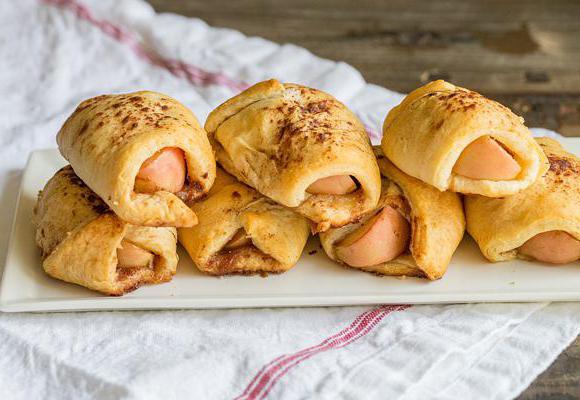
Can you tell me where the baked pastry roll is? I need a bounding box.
[382,80,548,197]
[57,91,215,227]
[205,79,381,233]
[465,137,579,264]
[320,148,465,280]
[178,168,310,275]
[33,166,178,295]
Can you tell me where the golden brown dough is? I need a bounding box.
[382,80,548,197]
[320,147,465,280]
[33,166,178,295]
[57,91,215,227]
[465,137,580,263]
[205,79,381,233]
[178,168,310,275]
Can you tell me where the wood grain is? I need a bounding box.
[523,336,580,400]
[146,0,580,136]
[146,1,579,398]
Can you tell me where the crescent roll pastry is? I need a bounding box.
[382,80,548,197]
[178,168,310,275]
[204,79,381,233]
[33,166,178,295]
[465,138,580,264]
[57,91,216,227]
[320,148,465,280]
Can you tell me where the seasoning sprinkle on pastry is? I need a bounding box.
[465,137,580,265]
[57,91,216,227]
[320,148,465,280]
[382,80,548,197]
[178,168,310,275]
[205,79,381,233]
[33,166,178,295]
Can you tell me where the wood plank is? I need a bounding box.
[146,0,580,135]
[518,336,580,400]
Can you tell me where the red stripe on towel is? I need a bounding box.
[41,0,382,140]
[236,305,410,400]
[234,307,380,400]
[41,0,248,91]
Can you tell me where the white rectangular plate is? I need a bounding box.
[1,141,579,312]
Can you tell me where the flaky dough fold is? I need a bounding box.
[33,166,178,295]
[320,148,465,280]
[178,168,310,275]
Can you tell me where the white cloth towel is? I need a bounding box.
[0,1,578,399]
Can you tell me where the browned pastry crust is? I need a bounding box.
[204,79,381,233]
[178,168,310,275]
[382,80,548,197]
[57,91,215,227]
[465,137,580,262]
[33,166,178,295]
[320,147,465,280]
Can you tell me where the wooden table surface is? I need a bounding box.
[147,1,579,398]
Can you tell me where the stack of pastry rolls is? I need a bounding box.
[186,78,578,282]
[320,79,578,278]
[465,138,579,264]
[202,79,466,279]
[34,79,578,296]
[34,91,216,295]
[179,79,380,274]
[35,86,318,293]
[204,79,382,233]
[378,80,578,267]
